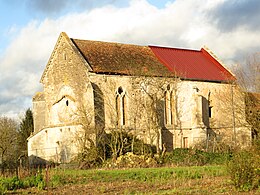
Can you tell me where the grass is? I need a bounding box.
[49,165,226,185]
[4,166,260,194]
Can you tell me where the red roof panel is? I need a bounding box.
[149,46,236,82]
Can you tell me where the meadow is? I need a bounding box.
[1,165,259,194]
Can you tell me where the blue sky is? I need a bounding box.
[0,0,260,118]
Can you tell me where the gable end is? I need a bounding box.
[40,32,93,84]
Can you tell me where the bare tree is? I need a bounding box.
[232,53,260,140]
[74,80,129,163]
[101,80,130,160]
[234,53,260,93]
[0,117,18,172]
[71,82,108,166]
[131,76,181,154]
[75,73,181,160]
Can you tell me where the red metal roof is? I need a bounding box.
[149,46,236,82]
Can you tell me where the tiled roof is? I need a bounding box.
[149,46,236,82]
[71,39,172,77]
[71,38,235,82]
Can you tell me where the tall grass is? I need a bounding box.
[48,165,227,187]
[0,173,45,194]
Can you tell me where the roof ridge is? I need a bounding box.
[71,38,148,48]
[149,45,200,52]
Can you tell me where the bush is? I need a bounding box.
[105,152,157,168]
[160,148,230,166]
[106,132,156,157]
[227,150,259,191]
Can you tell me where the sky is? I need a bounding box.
[0,0,260,119]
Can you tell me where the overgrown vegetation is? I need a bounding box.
[160,148,231,166]
[0,109,34,174]
[3,164,260,194]
[0,117,19,174]
[0,172,45,194]
[1,166,227,194]
[227,140,260,191]
[1,138,260,194]
[62,128,260,193]
[76,131,157,169]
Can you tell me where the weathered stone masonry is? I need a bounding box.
[28,32,251,163]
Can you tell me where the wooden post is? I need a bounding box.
[46,165,49,195]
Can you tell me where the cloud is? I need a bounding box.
[25,0,127,16]
[1,0,260,118]
[26,0,69,15]
[209,0,260,32]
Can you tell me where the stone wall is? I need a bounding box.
[28,33,251,163]
[28,125,80,164]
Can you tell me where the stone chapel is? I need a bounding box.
[28,32,251,163]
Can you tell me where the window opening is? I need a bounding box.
[209,106,213,118]
[208,92,212,118]
[63,53,67,60]
[116,87,126,126]
[118,86,123,94]
[183,137,188,148]
[122,95,126,125]
[165,89,173,125]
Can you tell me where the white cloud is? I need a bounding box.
[1,0,260,117]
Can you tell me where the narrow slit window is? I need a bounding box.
[63,53,67,60]
[209,106,212,118]
[183,137,188,148]
[165,87,172,125]
[116,87,126,126]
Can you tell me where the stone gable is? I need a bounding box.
[28,32,251,164]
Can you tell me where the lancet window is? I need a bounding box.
[165,85,173,125]
[116,87,126,126]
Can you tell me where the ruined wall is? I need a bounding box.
[29,34,251,163]
[89,74,251,149]
[32,92,46,133]
[171,80,251,148]
[29,34,96,163]
[28,125,80,164]
[41,35,92,127]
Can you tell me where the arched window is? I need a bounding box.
[165,85,173,125]
[116,87,126,126]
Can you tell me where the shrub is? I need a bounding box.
[160,148,230,166]
[227,150,259,191]
[103,152,157,168]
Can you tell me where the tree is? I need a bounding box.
[18,108,34,153]
[245,93,260,140]
[131,76,181,154]
[73,83,108,166]
[233,53,260,140]
[234,53,260,93]
[0,117,18,171]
